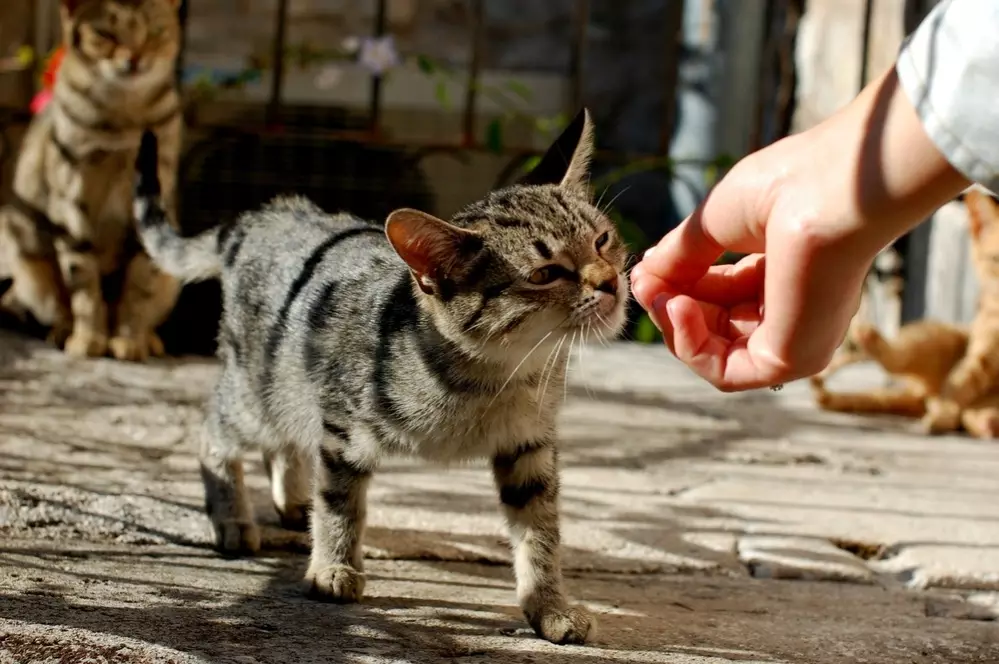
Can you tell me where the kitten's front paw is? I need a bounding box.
[64,331,108,358]
[109,333,165,362]
[529,605,596,645]
[213,519,261,556]
[304,564,365,603]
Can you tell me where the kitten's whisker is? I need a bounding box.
[486,315,571,411]
[563,330,577,405]
[537,333,568,419]
[537,332,565,404]
[600,186,631,216]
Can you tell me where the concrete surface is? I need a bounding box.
[2,330,999,663]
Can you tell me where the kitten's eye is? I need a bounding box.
[528,264,571,285]
[595,231,610,251]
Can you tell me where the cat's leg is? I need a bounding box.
[961,405,999,439]
[54,240,108,357]
[0,209,72,344]
[2,253,72,345]
[814,384,927,417]
[924,348,997,434]
[200,395,260,555]
[304,445,371,603]
[109,251,180,362]
[492,441,595,645]
[262,446,313,531]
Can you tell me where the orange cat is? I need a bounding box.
[811,189,999,439]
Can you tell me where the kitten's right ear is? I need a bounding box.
[518,108,595,199]
[965,188,999,238]
[385,209,483,296]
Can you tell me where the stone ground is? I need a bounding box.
[1,329,998,663]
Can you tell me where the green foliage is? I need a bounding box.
[485,119,504,154]
[633,313,662,344]
[416,54,436,74]
[434,80,450,109]
[505,80,532,101]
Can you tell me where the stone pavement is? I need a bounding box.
[1,330,998,663]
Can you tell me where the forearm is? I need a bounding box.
[803,65,969,261]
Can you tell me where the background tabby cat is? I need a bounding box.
[0,0,183,361]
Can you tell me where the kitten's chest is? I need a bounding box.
[395,387,554,462]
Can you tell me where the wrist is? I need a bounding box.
[800,66,969,258]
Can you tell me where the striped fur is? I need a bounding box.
[134,110,628,645]
[812,189,999,439]
[0,0,183,361]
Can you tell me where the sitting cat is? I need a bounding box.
[0,0,183,361]
[132,110,628,645]
[812,189,999,439]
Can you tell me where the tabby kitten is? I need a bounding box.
[133,110,628,645]
[812,189,999,439]
[0,0,183,361]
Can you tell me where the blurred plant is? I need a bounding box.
[0,45,35,74]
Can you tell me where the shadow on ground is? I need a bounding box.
[2,330,999,663]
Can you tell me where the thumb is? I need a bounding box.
[641,167,768,287]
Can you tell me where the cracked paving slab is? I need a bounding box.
[2,331,999,662]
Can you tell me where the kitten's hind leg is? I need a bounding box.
[263,446,313,531]
[200,407,260,556]
[110,251,180,362]
[305,444,371,603]
[492,442,595,645]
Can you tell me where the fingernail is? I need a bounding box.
[650,293,671,331]
[644,246,657,260]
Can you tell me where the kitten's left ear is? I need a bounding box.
[519,107,595,199]
[385,209,483,296]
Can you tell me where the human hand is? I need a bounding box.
[630,67,968,391]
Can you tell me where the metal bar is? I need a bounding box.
[462,0,485,146]
[175,0,189,84]
[368,0,388,133]
[265,0,289,126]
[748,0,779,151]
[568,0,590,113]
[858,0,874,93]
[659,0,686,155]
[183,121,702,163]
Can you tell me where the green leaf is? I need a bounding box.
[434,80,450,109]
[505,79,532,101]
[520,155,542,175]
[485,118,503,154]
[633,314,662,344]
[417,54,435,74]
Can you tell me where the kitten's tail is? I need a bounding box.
[134,130,222,282]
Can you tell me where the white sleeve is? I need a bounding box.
[896,0,999,194]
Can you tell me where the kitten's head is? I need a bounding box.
[386,109,629,359]
[60,0,181,83]
[965,188,999,283]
